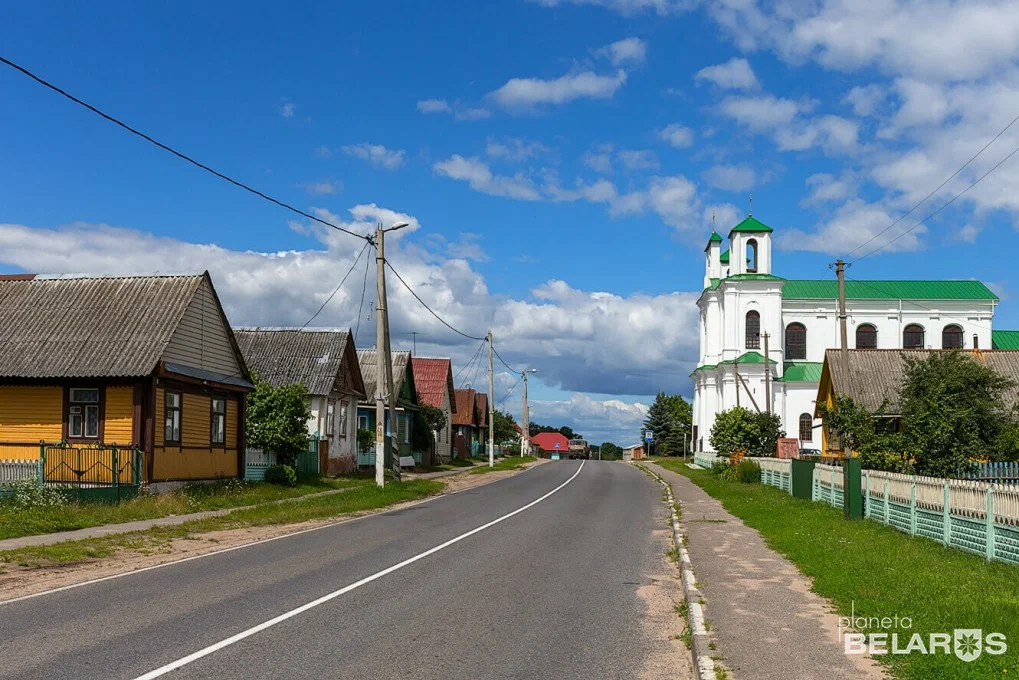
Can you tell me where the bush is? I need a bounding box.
[3,479,68,509]
[738,458,761,484]
[710,460,729,476]
[264,464,297,487]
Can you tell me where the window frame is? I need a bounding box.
[339,400,348,438]
[746,238,758,273]
[942,324,964,350]
[745,310,761,350]
[903,324,925,350]
[210,395,227,447]
[799,413,813,442]
[358,413,369,432]
[65,386,102,442]
[785,322,807,361]
[325,399,336,437]
[164,389,183,446]
[855,323,877,349]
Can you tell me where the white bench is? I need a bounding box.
[399,456,417,469]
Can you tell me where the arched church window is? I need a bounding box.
[785,323,806,360]
[942,325,964,349]
[799,413,813,442]
[745,311,760,349]
[903,324,925,349]
[747,239,758,273]
[856,324,877,349]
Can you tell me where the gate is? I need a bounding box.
[42,443,143,502]
[293,434,321,477]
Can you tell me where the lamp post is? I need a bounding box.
[374,221,409,488]
[521,368,536,457]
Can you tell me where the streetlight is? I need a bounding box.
[521,368,536,457]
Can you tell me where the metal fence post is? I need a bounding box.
[986,485,995,562]
[112,447,119,501]
[910,481,917,536]
[943,481,951,547]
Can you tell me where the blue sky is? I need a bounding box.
[3,0,1019,444]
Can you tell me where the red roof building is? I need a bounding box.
[411,357,457,461]
[531,432,570,454]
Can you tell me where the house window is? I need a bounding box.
[211,397,226,446]
[856,324,877,349]
[799,413,813,442]
[974,335,980,350]
[746,238,758,273]
[339,400,348,438]
[403,413,410,444]
[358,414,369,432]
[745,311,761,349]
[785,323,807,360]
[942,324,964,349]
[903,324,925,349]
[326,399,335,436]
[165,391,182,444]
[68,388,100,439]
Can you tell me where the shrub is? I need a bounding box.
[3,479,68,509]
[738,458,761,484]
[264,464,297,487]
[710,460,729,476]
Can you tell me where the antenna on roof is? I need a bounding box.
[712,210,715,230]
[749,193,753,217]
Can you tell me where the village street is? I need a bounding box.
[0,461,691,680]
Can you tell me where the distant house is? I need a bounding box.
[622,444,645,461]
[356,349,419,464]
[0,273,252,483]
[412,358,457,461]
[452,388,480,458]
[235,328,365,474]
[476,392,490,450]
[531,432,570,457]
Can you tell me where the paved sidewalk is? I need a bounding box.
[0,486,353,552]
[650,462,885,680]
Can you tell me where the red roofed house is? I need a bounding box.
[411,357,457,462]
[452,388,479,459]
[531,432,570,458]
[475,392,489,452]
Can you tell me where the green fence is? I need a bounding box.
[294,434,321,477]
[41,443,143,502]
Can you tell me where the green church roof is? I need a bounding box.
[775,362,823,382]
[718,351,776,365]
[781,280,998,301]
[993,330,1019,350]
[728,216,773,236]
[704,231,723,251]
[719,249,730,264]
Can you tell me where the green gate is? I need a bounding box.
[293,434,321,477]
[42,443,143,503]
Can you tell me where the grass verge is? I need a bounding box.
[469,456,536,475]
[0,479,442,567]
[654,459,1019,680]
[0,476,370,541]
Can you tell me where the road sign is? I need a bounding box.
[645,430,653,442]
[554,442,560,449]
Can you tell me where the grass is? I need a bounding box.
[469,456,536,475]
[0,479,443,566]
[0,475,369,541]
[654,459,1019,680]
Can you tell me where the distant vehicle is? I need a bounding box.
[798,448,822,458]
[568,438,589,459]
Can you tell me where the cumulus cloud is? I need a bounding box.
[486,137,549,163]
[280,101,295,119]
[720,95,859,154]
[695,58,759,90]
[416,98,491,121]
[802,173,856,205]
[616,149,659,171]
[657,123,694,148]
[703,164,755,192]
[417,99,452,114]
[595,37,648,66]
[433,155,541,200]
[303,180,341,196]
[843,84,886,117]
[342,143,407,170]
[777,199,926,255]
[489,69,627,110]
[530,0,693,15]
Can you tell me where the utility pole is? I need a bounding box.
[411,331,418,356]
[763,331,771,415]
[373,221,409,488]
[835,259,852,394]
[383,290,400,483]
[487,331,495,468]
[734,356,740,408]
[521,368,535,457]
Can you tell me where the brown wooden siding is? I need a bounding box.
[226,398,238,449]
[161,278,243,378]
[151,386,240,481]
[0,385,62,444]
[104,385,134,445]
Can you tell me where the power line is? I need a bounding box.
[302,242,371,327]
[492,345,523,374]
[844,112,1019,261]
[497,377,522,407]
[385,261,486,341]
[0,55,370,243]
[454,339,486,387]
[851,142,1019,263]
[353,244,373,343]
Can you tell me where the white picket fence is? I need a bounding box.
[244,448,278,481]
[693,452,724,468]
[861,469,1019,526]
[758,458,792,493]
[0,459,39,486]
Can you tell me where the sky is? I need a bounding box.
[3,0,1019,445]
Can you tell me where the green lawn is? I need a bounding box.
[469,456,536,475]
[0,479,443,566]
[0,476,369,541]
[655,459,1019,680]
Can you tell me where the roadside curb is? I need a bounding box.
[635,463,717,680]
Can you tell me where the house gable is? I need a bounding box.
[162,274,248,383]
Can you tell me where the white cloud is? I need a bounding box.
[417,99,452,114]
[489,69,627,110]
[530,394,650,443]
[342,143,407,170]
[616,149,659,171]
[843,84,886,117]
[704,203,742,233]
[486,137,549,162]
[595,37,648,66]
[416,99,490,121]
[657,123,694,148]
[703,164,755,192]
[280,102,295,119]
[304,180,340,196]
[314,145,334,159]
[802,173,856,205]
[455,107,492,121]
[719,94,799,131]
[720,95,858,155]
[778,199,926,255]
[581,144,615,174]
[530,0,693,15]
[954,224,981,243]
[695,58,759,90]
[433,155,541,200]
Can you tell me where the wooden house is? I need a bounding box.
[411,357,457,462]
[356,349,419,463]
[0,273,252,483]
[236,328,365,474]
[452,388,480,458]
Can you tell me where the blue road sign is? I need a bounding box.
[554,442,560,449]
[645,431,653,442]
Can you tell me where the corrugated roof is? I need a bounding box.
[993,330,1019,350]
[531,432,570,452]
[411,357,456,412]
[236,329,363,397]
[783,280,998,300]
[719,351,775,365]
[778,362,823,382]
[823,349,1019,414]
[475,393,489,427]
[453,389,477,426]
[0,274,205,378]
[719,250,730,264]
[728,216,773,235]
[704,231,723,251]
[357,349,412,402]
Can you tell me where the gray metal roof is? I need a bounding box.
[0,274,205,378]
[235,328,361,396]
[824,349,1019,414]
[357,349,412,402]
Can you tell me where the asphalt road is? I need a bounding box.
[0,461,674,680]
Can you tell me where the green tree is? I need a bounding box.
[816,395,909,472]
[493,409,519,443]
[416,404,447,434]
[900,352,1014,476]
[709,407,785,457]
[600,442,623,459]
[642,392,693,456]
[245,374,311,467]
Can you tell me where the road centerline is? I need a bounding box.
[131,460,585,680]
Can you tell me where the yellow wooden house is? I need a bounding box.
[0,272,253,483]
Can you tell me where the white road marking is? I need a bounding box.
[0,461,546,607]
[131,460,585,679]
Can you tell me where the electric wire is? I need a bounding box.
[385,261,486,341]
[496,377,521,408]
[353,244,373,343]
[301,241,371,328]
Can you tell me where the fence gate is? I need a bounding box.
[293,434,321,477]
[42,444,143,502]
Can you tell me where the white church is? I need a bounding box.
[691,214,1002,453]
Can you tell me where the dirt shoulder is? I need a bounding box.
[0,459,545,603]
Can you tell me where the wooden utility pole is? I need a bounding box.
[521,370,531,457]
[734,356,740,408]
[487,331,495,468]
[374,225,387,488]
[763,331,771,415]
[383,283,400,483]
[835,259,852,393]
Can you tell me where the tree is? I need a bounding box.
[600,442,623,459]
[900,352,1014,476]
[529,422,581,440]
[493,409,520,443]
[642,392,693,456]
[709,407,784,457]
[245,374,311,467]
[416,403,447,434]
[816,395,909,472]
